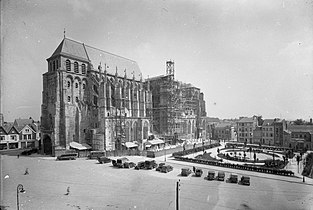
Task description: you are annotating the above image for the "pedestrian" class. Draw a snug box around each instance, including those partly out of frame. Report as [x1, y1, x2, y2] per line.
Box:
[65, 187, 70, 195]
[24, 168, 29, 175]
[193, 166, 195, 173]
[17, 154, 20, 159]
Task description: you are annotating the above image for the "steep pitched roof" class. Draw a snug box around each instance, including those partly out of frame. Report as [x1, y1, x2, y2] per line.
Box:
[3, 122, 14, 133]
[238, 117, 256, 123]
[50, 38, 142, 80]
[288, 125, 313, 134]
[262, 119, 275, 126]
[13, 119, 34, 132]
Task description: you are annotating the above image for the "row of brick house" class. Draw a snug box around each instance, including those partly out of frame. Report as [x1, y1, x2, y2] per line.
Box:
[236, 117, 313, 151]
[0, 118, 40, 150]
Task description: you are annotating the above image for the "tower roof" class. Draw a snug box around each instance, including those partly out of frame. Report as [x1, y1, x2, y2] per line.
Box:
[49, 38, 142, 80]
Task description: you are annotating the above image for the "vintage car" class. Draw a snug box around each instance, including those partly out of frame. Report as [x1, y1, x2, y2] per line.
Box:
[229, 173, 238, 183]
[97, 156, 111, 164]
[161, 165, 173, 173]
[123, 161, 136, 168]
[181, 168, 192, 176]
[135, 161, 146, 170]
[88, 151, 106, 159]
[195, 168, 203, 177]
[116, 157, 130, 168]
[217, 171, 225, 181]
[156, 163, 166, 171]
[207, 171, 215, 180]
[56, 153, 78, 161]
[145, 160, 158, 169]
[240, 176, 250, 186]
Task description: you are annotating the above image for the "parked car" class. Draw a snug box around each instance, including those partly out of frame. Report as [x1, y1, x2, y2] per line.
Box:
[161, 165, 173, 173]
[195, 168, 203, 177]
[207, 171, 215, 180]
[97, 156, 111, 164]
[135, 161, 146, 170]
[240, 176, 250, 186]
[116, 157, 129, 168]
[124, 162, 136, 168]
[89, 151, 106, 159]
[181, 168, 192, 176]
[112, 159, 117, 167]
[56, 153, 78, 161]
[217, 171, 225, 181]
[229, 173, 238, 183]
[145, 160, 157, 169]
[156, 163, 166, 171]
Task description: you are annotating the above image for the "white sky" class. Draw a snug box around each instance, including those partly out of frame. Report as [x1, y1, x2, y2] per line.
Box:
[1, 0, 313, 122]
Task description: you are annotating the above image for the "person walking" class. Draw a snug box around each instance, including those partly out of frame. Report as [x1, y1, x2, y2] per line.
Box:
[65, 187, 70, 195]
[24, 168, 29, 175]
[193, 166, 196, 173]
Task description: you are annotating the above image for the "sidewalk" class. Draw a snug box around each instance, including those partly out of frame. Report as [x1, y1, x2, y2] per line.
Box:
[284, 153, 313, 184]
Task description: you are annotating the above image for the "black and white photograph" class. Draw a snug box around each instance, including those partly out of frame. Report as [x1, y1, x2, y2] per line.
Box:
[1, 0, 313, 209]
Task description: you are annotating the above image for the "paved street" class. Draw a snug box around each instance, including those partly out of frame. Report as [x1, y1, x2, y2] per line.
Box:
[1, 153, 313, 210]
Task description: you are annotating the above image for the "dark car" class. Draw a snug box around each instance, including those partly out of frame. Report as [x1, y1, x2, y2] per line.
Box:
[135, 161, 146, 170]
[145, 160, 157, 169]
[217, 171, 225, 181]
[195, 168, 203, 177]
[181, 168, 192, 176]
[97, 156, 111, 164]
[161, 165, 173, 173]
[56, 153, 78, 161]
[116, 157, 130, 168]
[207, 171, 215, 180]
[156, 163, 166, 171]
[240, 176, 250, 186]
[229, 173, 238, 183]
[123, 161, 136, 168]
[112, 159, 117, 167]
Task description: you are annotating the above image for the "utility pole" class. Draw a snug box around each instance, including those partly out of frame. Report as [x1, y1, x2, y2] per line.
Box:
[176, 180, 180, 210]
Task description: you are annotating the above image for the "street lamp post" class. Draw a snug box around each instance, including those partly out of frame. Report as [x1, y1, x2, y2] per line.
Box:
[17, 184, 26, 210]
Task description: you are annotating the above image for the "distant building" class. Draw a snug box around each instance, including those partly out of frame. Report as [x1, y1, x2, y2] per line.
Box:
[212, 122, 235, 140]
[0, 118, 40, 150]
[261, 119, 275, 146]
[202, 117, 220, 139]
[236, 117, 258, 143]
[252, 126, 262, 144]
[283, 125, 313, 151]
[273, 119, 287, 146]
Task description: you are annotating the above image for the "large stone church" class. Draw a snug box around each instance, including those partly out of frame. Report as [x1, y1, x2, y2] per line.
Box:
[41, 37, 152, 156]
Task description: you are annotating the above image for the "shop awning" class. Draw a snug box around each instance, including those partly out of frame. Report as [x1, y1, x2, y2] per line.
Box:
[147, 139, 165, 145]
[123, 142, 138, 148]
[70, 142, 92, 150]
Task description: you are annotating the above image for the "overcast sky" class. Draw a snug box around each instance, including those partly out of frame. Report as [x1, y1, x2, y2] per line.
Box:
[1, 0, 313, 122]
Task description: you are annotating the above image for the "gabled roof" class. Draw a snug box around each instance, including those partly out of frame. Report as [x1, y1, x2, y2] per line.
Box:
[262, 119, 275, 126]
[2, 122, 14, 133]
[13, 119, 34, 132]
[0, 126, 7, 135]
[238, 117, 256, 123]
[288, 125, 313, 134]
[19, 124, 36, 133]
[49, 38, 142, 80]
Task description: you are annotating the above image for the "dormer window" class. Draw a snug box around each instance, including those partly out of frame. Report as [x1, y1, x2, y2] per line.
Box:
[74, 62, 79, 73]
[66, 60, 71, 71]
[82, 64, 86, 74]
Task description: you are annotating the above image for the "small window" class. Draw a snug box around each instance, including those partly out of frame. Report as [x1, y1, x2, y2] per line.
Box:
[68, 96, 71, 102]
[76, 97, 79, 102]
[82, 64, 86, 74]
[94, 96, 98, 105]
[75, 83, 78, 88]
[66, 60, 71, 71]
[74, 62, 79, 73]
[83, 84, 86, 89]
[67, 81, 71, 88]
[53, 61, 56, 71]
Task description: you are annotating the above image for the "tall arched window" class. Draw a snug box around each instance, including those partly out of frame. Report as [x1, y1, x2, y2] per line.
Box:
[74, 62, 79, 73]
[66, 60, 71, 71]
[75, 83, 78, 88]
[67, 96, 71, 102]
[83, 83, 86, 89]
[82, 64, 86, 74]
